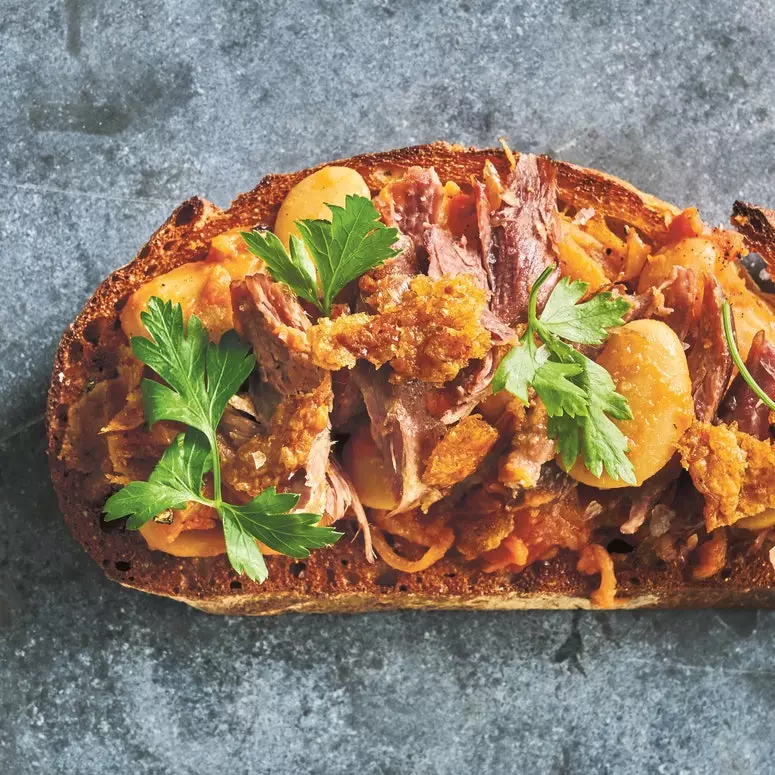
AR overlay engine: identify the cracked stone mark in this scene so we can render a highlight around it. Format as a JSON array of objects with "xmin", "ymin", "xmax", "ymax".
[
  {"xmin": 622, "ymin": 655, "xmax": 775, "ymax": 679},
  {"xmin": 552, "ymin": 609, "xmax": 586, "ymax": 675},
  {"xmin": 0, "ymin": 414, "xmax": 45, "ymax": 448},
  {"xmin": 64, "ymin": 0, "xmax": 82, "ymax": 55}
]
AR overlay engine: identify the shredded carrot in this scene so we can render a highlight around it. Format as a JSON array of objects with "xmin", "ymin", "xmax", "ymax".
[
  {"xmin": 577, "ymin": 544, "xmax": 618, "ymax": 609},
  {"xmin": 371, "ymin": 526, "xmax": 454, "ymax": 573},
  {"xmin": 665, "ymin": 207, "xmax": 706, "ymax": 243},
  {"xmin": 499, "ymin": 137, "xmax": 517, "ymax": 171},
  {"xmin": 481, "ymin": 535, "xmax": 530, "ymax": 572},
  {"xmin": 692, "ymin": 528, "xmax": 728, "ymax": 580}
]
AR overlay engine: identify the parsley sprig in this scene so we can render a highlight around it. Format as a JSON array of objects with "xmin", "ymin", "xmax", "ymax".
[
  {"xmin": 241, "ymin": 195, "xmax": 399, "ymax": 316},
  {"xmin": 492, "ymin": 268, "xmax": 636, "ymax": 483},
  {"xmin": 104, "ymin": 298, "xmax": 342, "ymax": 582}
]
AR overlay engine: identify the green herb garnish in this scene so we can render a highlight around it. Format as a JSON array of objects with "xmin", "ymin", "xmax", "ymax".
[
  {"xmin": 492, "ymin": 269, "xmax": 635, "ymax": 483},
  {"xmin": 104, "ymin": 298, "xmax": 342, "ymax": 582},
  {"xmin": 722, "ymin": 300, "xmax": 775, "ymax": 413},
  {"xmin": 241, "ymin": 195, "xmax": 399, "ymax": 316}
]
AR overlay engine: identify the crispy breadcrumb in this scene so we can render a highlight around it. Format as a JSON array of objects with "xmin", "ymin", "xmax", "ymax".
[
  {"xmin": 455, "ymin": 488, "xmax": 516, "ymax": 559},
  {"xmin": 692, "ymin": 528, "xmax": 728, "ymax": 581},
  {"xmin": 422, "ymin": 414, "xmax": 498, "ymax": 489},
  {"xmin": 307, "ymin": 275, "xmax": 491, "ymax": 385},
  {"xmin": 222, "ymin": 378, "xmax": 332, "ymax": 498},
  {"xmin": 477, "ymin": 488, "xmax": 589, "ymax": 570},
  {"xmin": 678, "ymin": 421, "xmax": 775, "ymax": 531}
]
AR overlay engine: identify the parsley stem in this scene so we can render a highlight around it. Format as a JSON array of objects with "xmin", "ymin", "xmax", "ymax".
[
  {"xmin": 528, "ymin": 266, "xmax": 556, "ymax": 325},
  {"xmin": 525, "ymin": 266, "xmax": 556, "ymax": 354},
  {"xmin": 722, "ymin": 300, "xmax": 775, "ymax": 413},
  {"xmin": 207, "ymin": 430, "xmax": 223, "ymax": 507}
]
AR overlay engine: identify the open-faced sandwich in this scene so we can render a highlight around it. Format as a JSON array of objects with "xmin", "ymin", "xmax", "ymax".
[{"xmin": 48, "ymin": 142, "xmax": 775, "ymax": 613}]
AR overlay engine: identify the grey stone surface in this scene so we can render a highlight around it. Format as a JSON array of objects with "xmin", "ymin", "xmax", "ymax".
[{"xmin": 2, "ymin": 0, "xmax": 775, "ymax": 772}]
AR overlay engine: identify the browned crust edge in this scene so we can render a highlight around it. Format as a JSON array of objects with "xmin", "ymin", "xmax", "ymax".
[
  {"xmin": 47, "ymin": 142, "xmax": 775, "ymax": 613},
  {"xmin": 732, "ymin": 200, "xmax": 775, "ymax": 269}
]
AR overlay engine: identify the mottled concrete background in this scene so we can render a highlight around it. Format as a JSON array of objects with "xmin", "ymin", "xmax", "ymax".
[{"xmin": 2, "ymin": 1, "xmax": 775, "ymax": 773}]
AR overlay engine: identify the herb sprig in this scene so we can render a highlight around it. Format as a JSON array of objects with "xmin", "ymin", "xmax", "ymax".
[
  {"xmin": 104, "ymin": 298, "xmax": 342, "ymax": 582},
  {"xmin": 722, "ymin": 300, "xmax": 775, "ymax": 413},
  {"xmin": 492, "ymin": 268, "xmax": 635, "ymax": 483},
  {"xmin": 241, "ymin": 195, "xmax": 399, "ymax": 316}
]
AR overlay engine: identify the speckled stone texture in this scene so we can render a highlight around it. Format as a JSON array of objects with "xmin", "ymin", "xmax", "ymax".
[{"xmin": 2, "ymin": 0, "xmax": 775, "ymax": 772}]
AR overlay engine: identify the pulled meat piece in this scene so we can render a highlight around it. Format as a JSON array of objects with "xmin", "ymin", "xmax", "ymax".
[
  {"xmin": 424, "ymin": 223, "xmax": 516, "ymax": 344},
  {"xmin": 646, "ymin": 269, "xmax": 731, "ymax": 421},
  {"xmin": 422, "ymin": 414, "xmax": 498, "ymax": 490},
  {"xmin": 624, "ymin": 285, "xmax": 668, "ymax": 323},
  {"xmin": 308, "ymin": 275, "xmax": 491, "ymax": 385},
  {"xmin": 475, "ymin": 180, "xmax": 496, "ymax": 288},
  {"xmin": 657, "ymin": 266, "xmax": 704, "ymax": 341},
  {"xmin": 686, "ymin": 274, "xmax": 733, "ymax": 422},
  {"xmin": 433, "ymin": 353, "xmax": 497, "ymax": 424},
  {"xmin": 330, "ymin": 370, "xmax": 363, "ymax": 428},
  {"xmin": 325, "ymin": 460, "xmax": 373, "ymax": 559},
  {"xmin": 230, "ymin": 273, "xmax": 335, "ymax": 513},
  {"xmin": 498, "ymin": 400, "xmax": 556, "ymax": 490},
  {"xmin": 577, "ymin": 544, "xmax": 618, "ymax": 608},
  {"xmin": 355, "ymin": 366, "xmax": 445, "ymax": 514},
  {"xmin": 373, "ymin": 166, "xmax": 444, "ymax": 248},
  {"xmin": 219, "ymin": 397, "xmax": 261, "ymax": 448},
  {"xmin": 490, "ymin": 154, "xmax": 561, "ymax": 326},
  {"xmin": 425, "ymin": 224, "xmax": 489, "ymax": 292},
  {"xmin": 678, "ymin": 421, "xmax": 775, "ymax": 531},
  {"xmin": 719, "ymin": 330, "xmax": 775, "ymax": 439},
  {"xmin": 231, "ymin": 273, "xmax": 323, "ymax": 395},
  {"xmin": 620, "ymin": 457, "xmax": 681, "ymax": 535}
]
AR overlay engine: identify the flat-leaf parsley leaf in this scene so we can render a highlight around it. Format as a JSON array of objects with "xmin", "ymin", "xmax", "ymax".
[
  {"xmin": 103, "ymin": 298, "xmax": 342, "ymax": 582},
  {"xmin": 493, "ymin": 268, "xmax": 635, "ymax": 483},
  {"xmin": 241, "ymin": 194, "xmax": 399, "ymax": 316}
]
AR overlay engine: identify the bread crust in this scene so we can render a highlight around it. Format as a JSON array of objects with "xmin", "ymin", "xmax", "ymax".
[{"xmin": 47, "ymin": 142, "xmax": 775, "ymax": 613}]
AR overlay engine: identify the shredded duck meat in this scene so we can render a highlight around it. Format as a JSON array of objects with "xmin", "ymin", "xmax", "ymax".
[
  {"xmin": 373, "ymin": 166, "xmax": 444, "ymax": 248},
  {"xmin": 490, "ymin": 154, "xmax": 561, "ymax": 325},
  {"xmin": 719, "ymin": 329, "xmax": 775, "ymax": 439},
  {"xmin": 498, "ymin": 400, "xmax": 556, "ymax": 490}
]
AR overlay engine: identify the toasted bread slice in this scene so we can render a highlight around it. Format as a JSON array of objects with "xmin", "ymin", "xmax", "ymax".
[{"xmin": 47, "ymin": 142, "xmax": 775, "ymax": 614}]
